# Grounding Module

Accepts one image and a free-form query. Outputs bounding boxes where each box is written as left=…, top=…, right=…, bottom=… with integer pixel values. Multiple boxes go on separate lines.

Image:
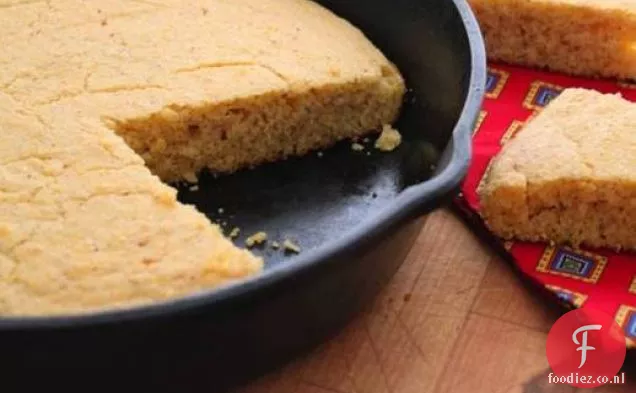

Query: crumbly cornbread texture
left=479, top=88, right=636, bottom=250
left=469, top=0, right=636, bottom=80
left=375, top=124, right=402, bottom=152
left=0, top=0, right=405, bottom=316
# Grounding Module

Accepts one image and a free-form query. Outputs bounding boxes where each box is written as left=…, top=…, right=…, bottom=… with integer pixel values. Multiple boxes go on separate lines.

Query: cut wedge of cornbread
left=0, top=0, right=405, bottom=316
left=468, top=0, right=636, bottom=80
left=479, top=88, right=636, bottom=250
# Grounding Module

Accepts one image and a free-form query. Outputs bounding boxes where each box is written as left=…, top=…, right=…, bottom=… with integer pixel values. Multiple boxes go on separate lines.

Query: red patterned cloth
left=454, top=63, right=636, bottom=346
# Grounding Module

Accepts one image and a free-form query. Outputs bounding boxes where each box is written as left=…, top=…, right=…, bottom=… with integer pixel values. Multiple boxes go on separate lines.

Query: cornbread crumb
left=189, top=185, right=199, bottom=192
left=479, top=88, right=636, bottom=250
left=229, top=227, right=241, bottom=239
left=468, top=0, right=636, bottom=80
left=271, top=241, right=281, bottom=250
left=183, top=172, right=199, bottom=184
left=351, top=143, right=365, bottom=152
left=375, top=124, right=402, bottom=152
left=283, top=239, right=302, bottom=254
left=246, top=232, right=268, bottom=248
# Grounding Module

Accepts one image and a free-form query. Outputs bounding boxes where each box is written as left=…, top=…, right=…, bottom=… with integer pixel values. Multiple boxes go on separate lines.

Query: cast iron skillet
left=0, top=0, right=485, bottom=391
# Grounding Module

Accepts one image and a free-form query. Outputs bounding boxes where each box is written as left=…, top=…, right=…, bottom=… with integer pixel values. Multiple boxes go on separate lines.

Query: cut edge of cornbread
left=469, top=0, right=636, bottom=80
left=478, top=87, right=636, bottom=251
left=113, top=68, right=404, bottom=183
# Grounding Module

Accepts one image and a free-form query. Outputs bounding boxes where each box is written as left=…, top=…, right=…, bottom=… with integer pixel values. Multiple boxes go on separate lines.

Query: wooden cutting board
left=239, top=209, right=635, bottom=393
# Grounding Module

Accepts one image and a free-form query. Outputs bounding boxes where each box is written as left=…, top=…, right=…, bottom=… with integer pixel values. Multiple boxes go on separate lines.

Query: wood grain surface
left=238, top=209, right=635, bottom=393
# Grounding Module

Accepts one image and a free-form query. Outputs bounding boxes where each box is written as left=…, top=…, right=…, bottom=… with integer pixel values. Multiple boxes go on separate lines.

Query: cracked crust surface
left=478, top=88, right=636, bottom=250
left=468, top=0, right=636, bottom=80
left=0, top=0, right=404, bottom=315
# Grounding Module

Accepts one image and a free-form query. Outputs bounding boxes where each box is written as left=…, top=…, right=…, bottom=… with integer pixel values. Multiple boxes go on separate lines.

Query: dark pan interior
left=176, top=0, right=473, bottom=269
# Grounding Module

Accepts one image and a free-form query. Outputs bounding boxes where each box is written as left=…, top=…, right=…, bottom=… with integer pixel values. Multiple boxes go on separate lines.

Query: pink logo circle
left=546, top=308, right=626, bottom=388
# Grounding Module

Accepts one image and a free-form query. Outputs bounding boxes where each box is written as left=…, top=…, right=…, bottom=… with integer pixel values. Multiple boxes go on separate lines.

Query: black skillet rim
left=0, top=0, right=486, bottom=330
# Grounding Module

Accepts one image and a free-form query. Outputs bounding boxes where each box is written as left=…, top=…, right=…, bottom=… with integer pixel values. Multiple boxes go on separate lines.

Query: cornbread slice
left=0, top=0, right=405, bottom=316
left=469, top=0, right=636, bottom=80
left=479, top=88, right=636, bottom=250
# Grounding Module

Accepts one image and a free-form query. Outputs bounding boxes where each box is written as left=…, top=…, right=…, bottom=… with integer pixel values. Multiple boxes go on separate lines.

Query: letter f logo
left=572, top=324, right=602, bottom=368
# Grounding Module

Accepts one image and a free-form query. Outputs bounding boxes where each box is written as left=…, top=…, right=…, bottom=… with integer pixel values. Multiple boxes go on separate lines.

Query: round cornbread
left=0, top=0, right=405, bottom=316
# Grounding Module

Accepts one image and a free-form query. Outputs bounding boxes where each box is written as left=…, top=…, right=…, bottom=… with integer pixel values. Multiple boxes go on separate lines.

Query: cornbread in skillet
left=468, top=0, right=636, bottom=80
left=479, top=88, right=636, bottom=250
left=0, top=0, right=405, bottom=316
